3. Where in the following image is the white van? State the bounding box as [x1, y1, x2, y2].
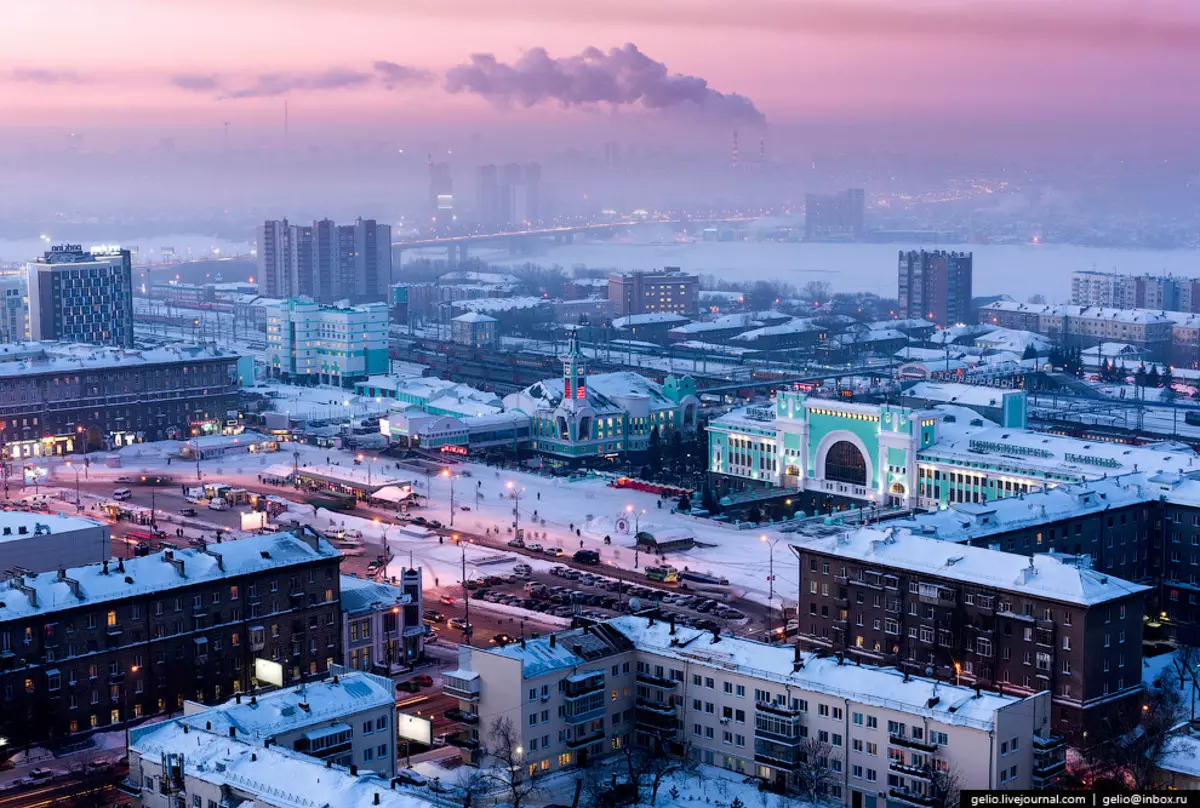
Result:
[113, 488, 133, 501]
[207, 499, 229, 511]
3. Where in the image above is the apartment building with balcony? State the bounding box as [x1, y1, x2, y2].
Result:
[795, 526, 1147, 740]
[443, 615, 1063, 803]
[0, 529, 342, 748]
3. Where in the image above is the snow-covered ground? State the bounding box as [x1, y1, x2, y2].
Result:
[38, 440, 793, 611]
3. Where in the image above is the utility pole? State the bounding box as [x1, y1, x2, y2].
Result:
[459, 537, 472, 647]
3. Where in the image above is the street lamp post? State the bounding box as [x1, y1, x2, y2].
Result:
[455, 534, 473, 647]
[357, 453, 374, 487]
[760, 534, 783, 637]
[506, 481, 525, 533]
[626, 505, 646, 568]
[65, 462, 81, 508]
[191, 429, 202, 481]
[442, 469, 459, 526]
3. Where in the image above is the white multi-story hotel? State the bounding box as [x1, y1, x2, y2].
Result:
[443, 615, 1063, 805]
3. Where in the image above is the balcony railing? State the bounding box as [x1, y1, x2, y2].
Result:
[564, 704, 606, 726]
[445, 708, 479, 725]
[889, 760, 933, 780]
[445, 732, 481, 750]
[756, 700, 803, 717]
[753, 751, 799, 771]
[889, 734, 938, 753]
[635, 672, 678, 689]
[888, 788, 938, 808]
[566, 729, 605, 749]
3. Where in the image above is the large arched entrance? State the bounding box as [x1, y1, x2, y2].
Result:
[825, 441, 868, 486]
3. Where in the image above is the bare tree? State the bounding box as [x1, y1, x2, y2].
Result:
[792, 738, 837, 803]
[1087, 682, 1183, 789]
[450, 764, 491, 808]
[611, 734, 697, 807]
[801, 281, 832, 306]
[1171, 642, 1200, 719]
[481, 717, 540, 808]
[928, 765, 963, 808]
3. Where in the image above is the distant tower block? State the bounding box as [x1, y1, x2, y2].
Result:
[731, 130, 739, 170]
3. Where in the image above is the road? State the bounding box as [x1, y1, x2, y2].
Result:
[0, 774, 127, 808]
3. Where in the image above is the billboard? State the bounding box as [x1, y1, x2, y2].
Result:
[241, 511, 267, 531]
[254, 658, 283, 687]
[396, 713, 433, 745]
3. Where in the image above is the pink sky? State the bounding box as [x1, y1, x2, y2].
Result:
[2, 0, 1198, 136]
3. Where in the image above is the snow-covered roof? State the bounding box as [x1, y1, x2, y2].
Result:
[730, 318, 821, 343]
[902, 382, 1019, 409]
[979, 301, 1175, 325]
[0, 511, 106, 541]
[923, 424, 1200, 479]
[888, 476, 1153, 544]
[612, 312, 691, 328]
[667, 314, 761, 335]
[0, 341, 239, 379]
[0, 531, 338, 621]
[181, 668, 394, 740]
[799, 526, 1149, 606]
[833, 328, 905, 345]
[506, 371, 690, 416]
[455, 296, 548, 314]
[451, 311, 498, 324]
[1158, 732, 1200, 779]
[129, 719, 430, 808]
[294, 464, 415, 488]
[340, 575, 412, 614]
[609, 616, 1028, 730]
[486, 622, 635, 678]
[973, 328, 1051, 352]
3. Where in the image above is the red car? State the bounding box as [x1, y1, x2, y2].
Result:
[439, 594, 455, 606]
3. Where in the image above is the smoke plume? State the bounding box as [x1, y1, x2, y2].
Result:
[445, 43, 765, 125]
[219, 67, 373, 99]
[373, 61, 434, 89]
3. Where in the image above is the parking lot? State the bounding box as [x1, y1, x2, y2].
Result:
[450, 563, 751, 642]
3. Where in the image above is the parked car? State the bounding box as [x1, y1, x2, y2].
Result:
[507, 537, 525, 548]
[396, 769, 427, 787]
[179, 507, 197, 517]
[525, 542, 543, 553]
[544, 547, 564, 558]
[574, 549, 600, 564]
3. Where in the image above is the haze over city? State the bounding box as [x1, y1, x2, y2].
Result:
[6, 3, 1200, 806]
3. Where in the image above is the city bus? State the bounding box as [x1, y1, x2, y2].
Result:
[645, 566, 679, 585]
[121, 528, 162, 546]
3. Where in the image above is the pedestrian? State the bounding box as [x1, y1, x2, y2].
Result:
[537, 491, 541, 501]
[580, 539, 584, 548]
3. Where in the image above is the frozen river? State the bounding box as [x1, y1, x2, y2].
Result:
[478, 239, 1200, 302]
